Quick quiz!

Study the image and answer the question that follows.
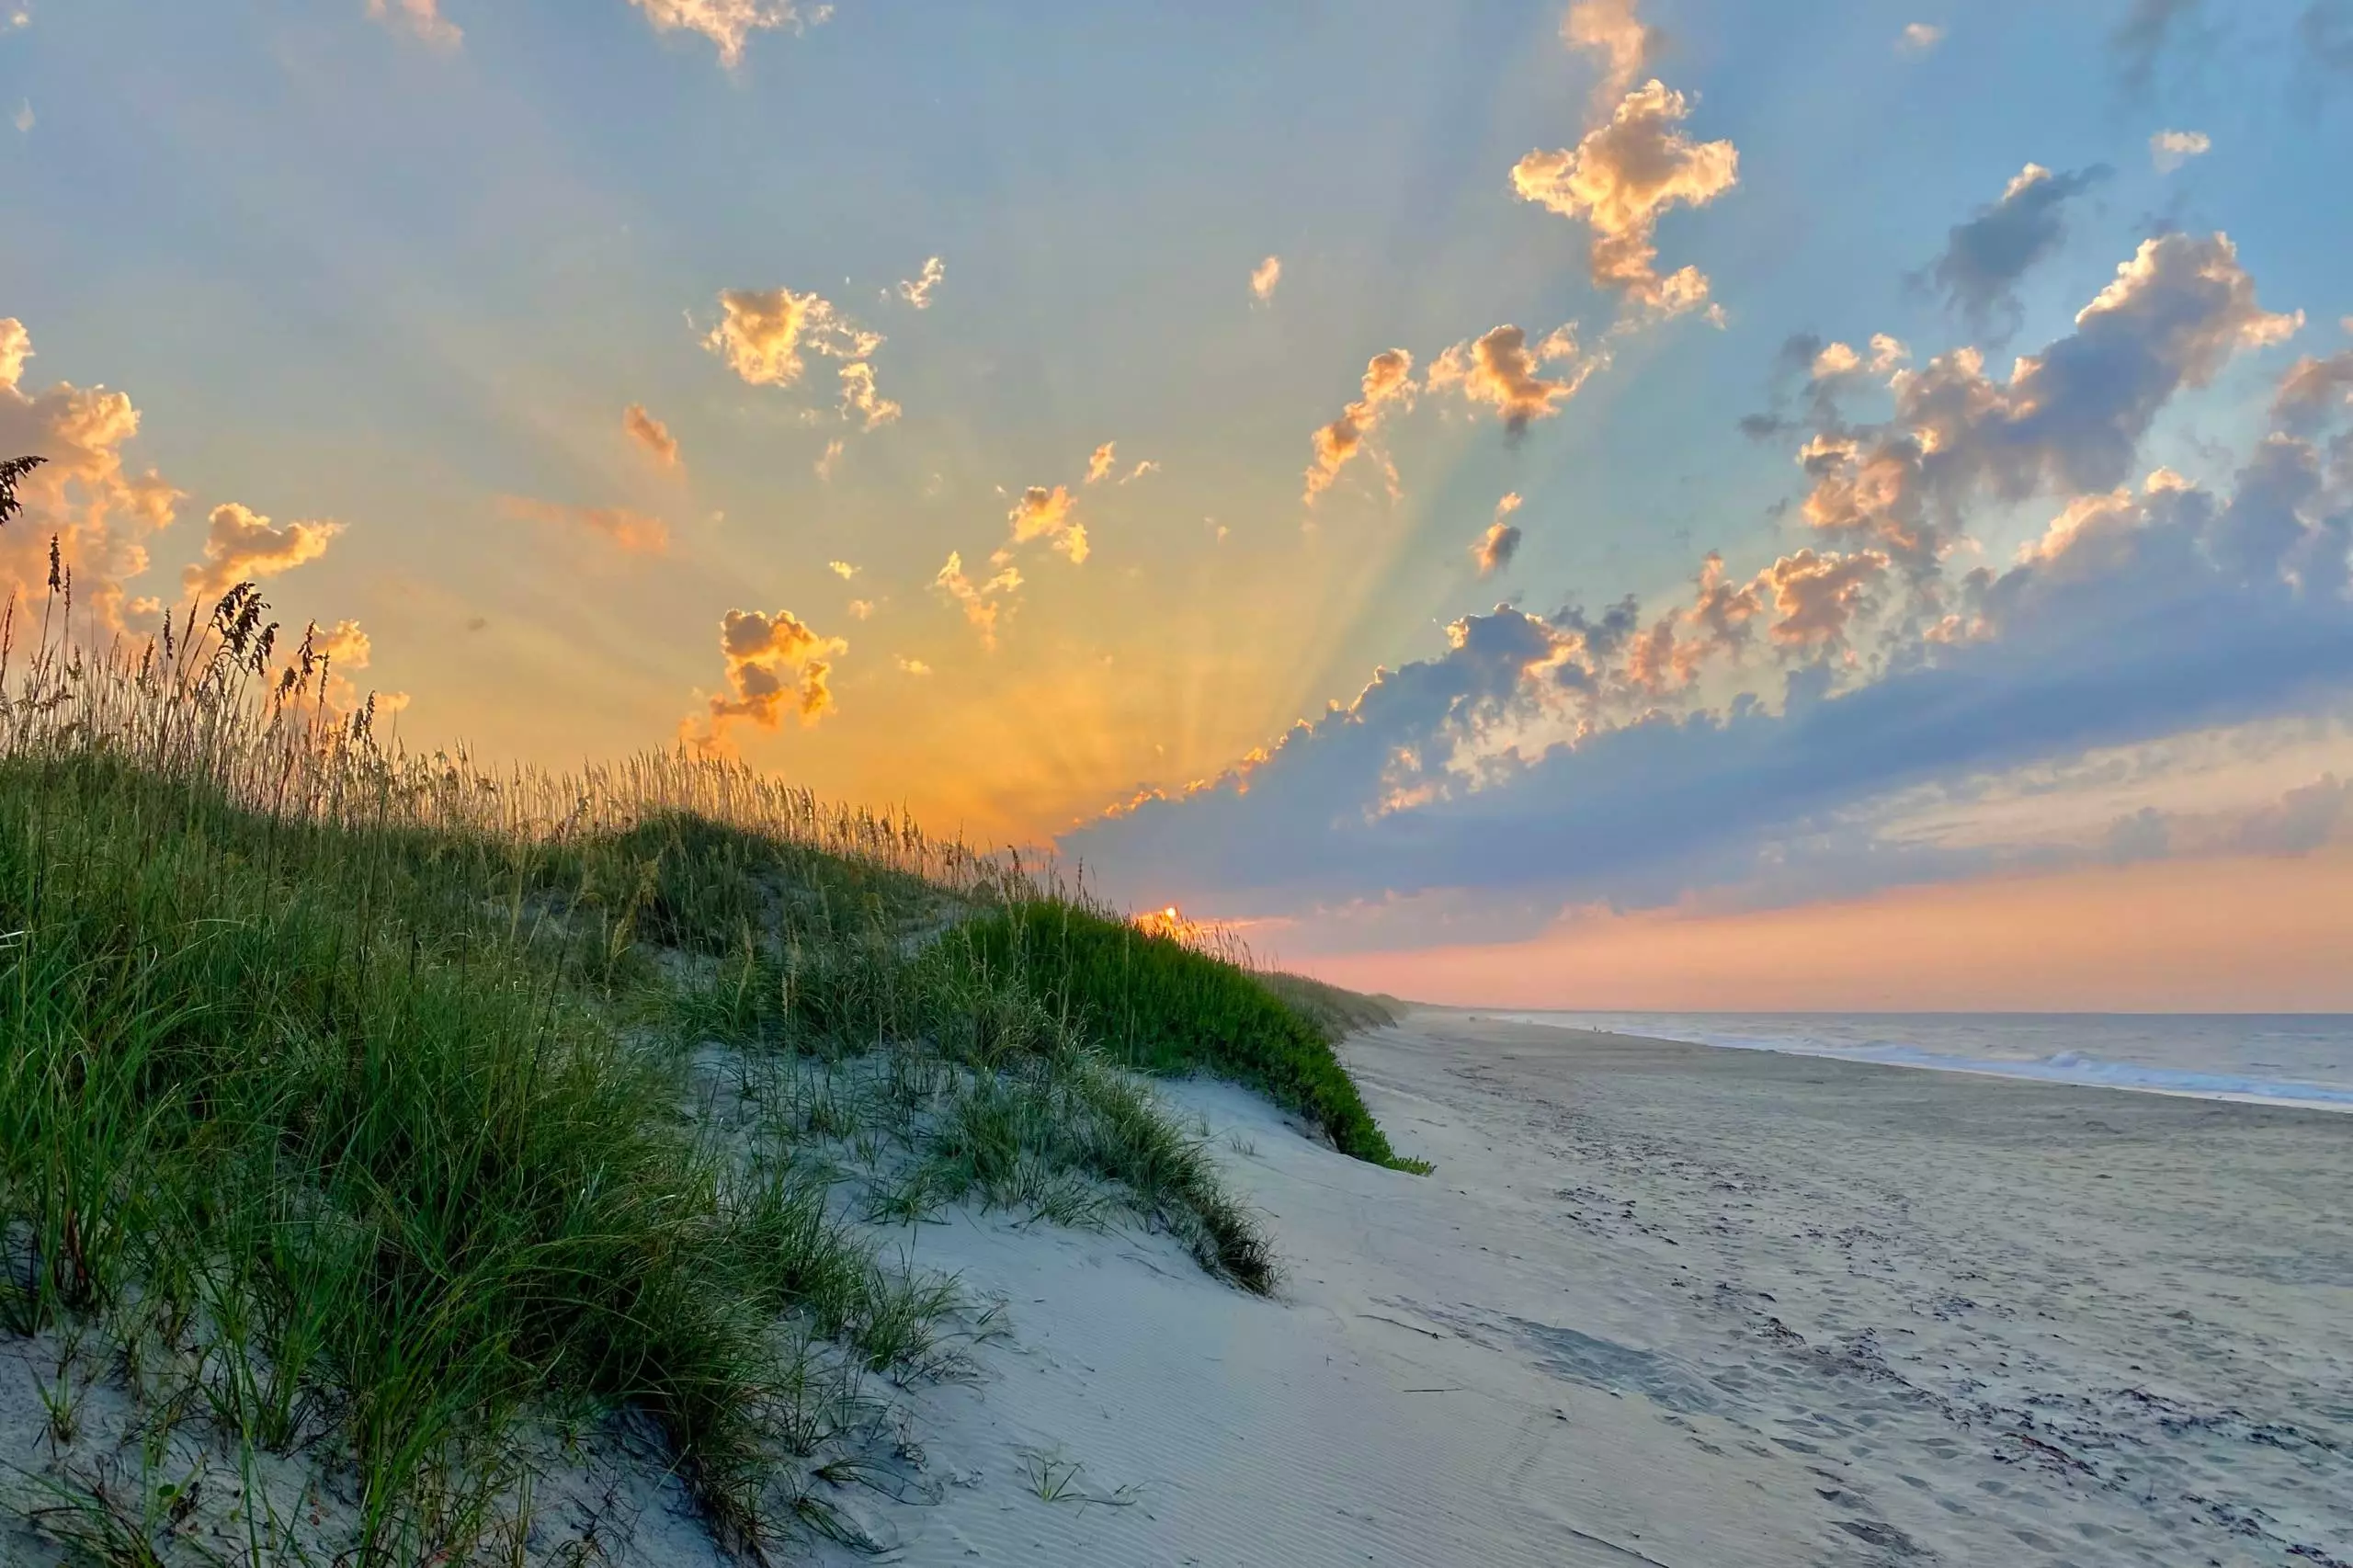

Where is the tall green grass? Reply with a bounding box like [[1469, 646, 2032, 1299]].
[[953, 903, 1414, 1168], [0, 462, 1407, 1561]]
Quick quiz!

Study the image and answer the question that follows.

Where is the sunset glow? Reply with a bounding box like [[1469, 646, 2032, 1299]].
[[6, 1, 2351, 1007]]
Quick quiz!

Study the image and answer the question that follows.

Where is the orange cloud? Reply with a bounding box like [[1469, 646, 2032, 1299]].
[[934, 550, 1022, 649], [1250, 255, 1282, 304], [695, 607, 845, 743], [622, 403, 679, 468], [628, 0, 825, 68], [702, 286, 880, 389], [0, 318, 186, 629], [1303, 348, 1415, 505], [1511, 79, 1738, 318], [1427, 324, 1597, 432], [183, 502, 343, 600], [1563, 0, 1655, 113], [1003, 483, 1086, 564], [1754, 548, 1889, 646], [836, 359, 900, 429], [897, 255, 945, 310], [1086, 441, 1118, 485], [1472, 494, 1524, 576], [499, 495, 670, 554], [367, 0, 461, 49]]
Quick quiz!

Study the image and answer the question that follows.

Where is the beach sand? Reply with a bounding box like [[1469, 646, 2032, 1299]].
[[807, 1009, 2352, 1566], [7, 1011, 2347, 1564]]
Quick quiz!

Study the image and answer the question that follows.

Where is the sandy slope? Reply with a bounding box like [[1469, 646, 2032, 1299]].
[[812, 1011, 2352, 1567]]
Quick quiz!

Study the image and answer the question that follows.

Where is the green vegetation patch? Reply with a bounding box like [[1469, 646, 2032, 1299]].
[[952, 902, 1413, 1169]]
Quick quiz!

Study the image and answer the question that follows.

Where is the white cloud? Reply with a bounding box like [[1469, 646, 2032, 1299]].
[[1896, 21, 1943, 55], [2150, 129, 2211, 172]]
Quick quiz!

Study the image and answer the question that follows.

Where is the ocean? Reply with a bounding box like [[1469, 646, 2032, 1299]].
[[1490, 1012, 2353, 1111]]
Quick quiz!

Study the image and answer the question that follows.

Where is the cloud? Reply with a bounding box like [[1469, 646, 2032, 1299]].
[[1250, 255, 1283, 304], [11, 100, 28, 134], [1921, 163, 2111, 335], [1123, 459, 1159, 484], [897, 256, 944, 310], [2237, 774, 2349, 855], [828, 560, 858, 579], [1303, 348, 1415, 505], [366, 0, 461, 49], [1755, 548, 1889, 646], [499, 495, 670, 553], [703, 284, 896, 431], [1062, 237, 2350, 926], [296, 618, 409, 718], [2272, 326, 2353, 431], [1510, 79, 1738, 318], [846, 598, 872, 619], [2150, 129, 2211, 172], [1086, 442, 1118, 485], [934, 551, 1021, 649], [1896, 21, 1944, 55], [702, 286, 880, 390], [836, 360, 900, 429], [2111, 0, 2200, 91], [1427, 324, 1598, 434], [1068, 441, 2353, 921], [0, 317, 187, 629], [694, 607, 844, 744], [628, 0, 827, 68], [1472, 496, 1525, 578], [2305, 0, 2353, 72], [622, 403, 679, 468], [815, 438, 845, 481], [897, 655, 932, 676], [182, 503, 343, 600], [1563, 0, 1657, 115], [1802, 231, 2299, 565], [1003, 484, 1086, 564]]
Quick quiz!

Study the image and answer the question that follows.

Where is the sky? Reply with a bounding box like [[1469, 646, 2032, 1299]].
[[5, 0, 2352, 1009]]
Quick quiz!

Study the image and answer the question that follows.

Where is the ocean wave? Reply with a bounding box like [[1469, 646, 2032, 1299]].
[[1495, 1016, 2353, 1112]]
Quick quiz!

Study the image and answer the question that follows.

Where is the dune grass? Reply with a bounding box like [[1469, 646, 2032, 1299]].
[[953, 903, 1420, 1169], [0, 472, 1408, 1562]]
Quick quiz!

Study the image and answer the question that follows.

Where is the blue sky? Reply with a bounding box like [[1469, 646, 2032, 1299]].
[[5, 0, 2351, 1004]]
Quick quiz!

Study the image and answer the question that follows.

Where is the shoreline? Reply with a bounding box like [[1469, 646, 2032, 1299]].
[[1459, 1006, 2353, 1114]]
